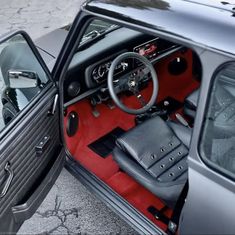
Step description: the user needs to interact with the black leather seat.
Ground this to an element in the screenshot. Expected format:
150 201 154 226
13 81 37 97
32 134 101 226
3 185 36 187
184 89 199 119
113 116 191 208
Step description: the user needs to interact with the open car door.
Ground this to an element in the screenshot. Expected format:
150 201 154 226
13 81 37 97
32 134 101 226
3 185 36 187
0 32 64 233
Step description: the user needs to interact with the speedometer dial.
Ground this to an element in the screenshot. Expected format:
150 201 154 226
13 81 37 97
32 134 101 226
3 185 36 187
92 68 99 80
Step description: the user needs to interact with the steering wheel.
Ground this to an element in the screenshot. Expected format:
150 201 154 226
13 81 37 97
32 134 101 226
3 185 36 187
108 52 159 115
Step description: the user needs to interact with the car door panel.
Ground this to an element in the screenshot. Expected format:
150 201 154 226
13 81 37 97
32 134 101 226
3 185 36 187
12 148 65 224
179 50 235 234
180 166 235 234
0 83 64 233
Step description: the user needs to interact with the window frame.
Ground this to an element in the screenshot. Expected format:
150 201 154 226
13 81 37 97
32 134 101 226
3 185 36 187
0 31 54 141
199 61 235 182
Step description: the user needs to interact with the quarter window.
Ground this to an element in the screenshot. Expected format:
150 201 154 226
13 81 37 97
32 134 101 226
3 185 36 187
200 64 235 179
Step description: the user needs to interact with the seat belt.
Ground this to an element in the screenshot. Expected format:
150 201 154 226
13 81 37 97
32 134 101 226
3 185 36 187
167 180 189 235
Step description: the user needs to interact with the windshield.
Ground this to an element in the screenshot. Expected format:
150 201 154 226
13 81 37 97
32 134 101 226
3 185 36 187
80 19 119 46
63 19 119 48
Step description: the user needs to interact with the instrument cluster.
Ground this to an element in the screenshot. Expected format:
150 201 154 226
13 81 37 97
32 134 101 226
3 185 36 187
85 37 177 89
91 59 129 84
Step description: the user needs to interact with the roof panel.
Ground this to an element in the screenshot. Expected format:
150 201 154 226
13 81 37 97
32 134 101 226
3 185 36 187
84 0 235 55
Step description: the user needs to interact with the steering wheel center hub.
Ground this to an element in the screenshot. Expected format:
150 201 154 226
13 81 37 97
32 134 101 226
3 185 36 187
128 79 137 88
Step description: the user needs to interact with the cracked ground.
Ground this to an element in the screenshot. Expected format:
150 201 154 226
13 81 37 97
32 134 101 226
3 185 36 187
18 169 136 234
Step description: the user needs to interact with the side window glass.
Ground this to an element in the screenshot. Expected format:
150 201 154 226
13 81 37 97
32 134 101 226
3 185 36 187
0 34 49 132
200 64 235 179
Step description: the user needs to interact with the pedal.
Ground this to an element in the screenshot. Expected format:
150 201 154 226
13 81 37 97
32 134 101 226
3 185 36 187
92 107 100 118
90 97 100 118
106 101 115 110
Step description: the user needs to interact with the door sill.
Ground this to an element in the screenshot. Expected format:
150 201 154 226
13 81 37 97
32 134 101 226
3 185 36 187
65 154 165 235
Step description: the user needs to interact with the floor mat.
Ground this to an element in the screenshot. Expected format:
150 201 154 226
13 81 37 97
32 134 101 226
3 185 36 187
64 99 135 180
88 127 125 158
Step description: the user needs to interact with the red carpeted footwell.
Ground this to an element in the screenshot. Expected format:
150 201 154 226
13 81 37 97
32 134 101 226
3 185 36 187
64 50 199 230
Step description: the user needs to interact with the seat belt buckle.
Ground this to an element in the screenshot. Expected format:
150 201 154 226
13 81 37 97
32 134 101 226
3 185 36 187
147 206 170 225
148 206 178 234
168 221 177 234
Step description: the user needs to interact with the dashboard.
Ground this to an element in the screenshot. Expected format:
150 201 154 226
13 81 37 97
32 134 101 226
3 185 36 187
64 27 182 107
85 37 178 89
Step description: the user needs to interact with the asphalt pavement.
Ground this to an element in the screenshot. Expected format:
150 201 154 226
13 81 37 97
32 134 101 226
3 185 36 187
0 0 80 40
18 169 136 234
0 0 137 234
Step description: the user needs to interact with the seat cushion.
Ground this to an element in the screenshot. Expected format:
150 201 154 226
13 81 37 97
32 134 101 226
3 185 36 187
184 89 199 119
116 117 185 170
113 116 191 208
113 147 187 208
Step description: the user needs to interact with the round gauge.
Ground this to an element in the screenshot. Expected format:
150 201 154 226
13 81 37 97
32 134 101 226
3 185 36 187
106 62 111 69
92 68 99 80
98 64 107 78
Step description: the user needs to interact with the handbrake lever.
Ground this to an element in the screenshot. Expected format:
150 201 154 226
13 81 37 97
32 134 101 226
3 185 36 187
175 113 191 128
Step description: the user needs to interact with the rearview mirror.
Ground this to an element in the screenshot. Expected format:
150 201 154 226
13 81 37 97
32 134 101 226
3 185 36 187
7 70 40 88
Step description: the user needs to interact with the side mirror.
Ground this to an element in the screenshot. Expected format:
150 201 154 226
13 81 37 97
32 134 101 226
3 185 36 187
7 70 40 88
0 33 49 91
0 32 50 130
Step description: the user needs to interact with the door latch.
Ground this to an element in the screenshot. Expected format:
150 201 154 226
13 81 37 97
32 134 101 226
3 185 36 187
48 94 59 116
0 162 14 198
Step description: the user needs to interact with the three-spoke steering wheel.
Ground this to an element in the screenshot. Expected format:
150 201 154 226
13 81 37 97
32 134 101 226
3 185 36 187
107 52 159 115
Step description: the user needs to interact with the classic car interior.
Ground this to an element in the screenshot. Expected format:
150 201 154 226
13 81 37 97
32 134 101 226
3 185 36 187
0 0 235 232
63 21 201 230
